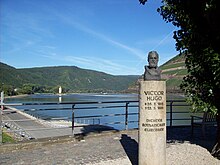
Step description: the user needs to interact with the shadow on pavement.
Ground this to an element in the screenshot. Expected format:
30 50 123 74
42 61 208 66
120 134 138 165
79 125 117 136
119 126 217 165
167 126 217 152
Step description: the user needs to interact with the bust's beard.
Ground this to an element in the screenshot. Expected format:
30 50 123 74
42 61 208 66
149 63 157 68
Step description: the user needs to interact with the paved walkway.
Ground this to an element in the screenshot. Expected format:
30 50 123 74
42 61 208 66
0 127 219 165
2 107 74 139
0 131 134 165
2 107 114 140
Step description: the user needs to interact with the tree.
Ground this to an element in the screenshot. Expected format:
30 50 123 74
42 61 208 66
140 0 220 159
21 84 35 95
0 84 17 96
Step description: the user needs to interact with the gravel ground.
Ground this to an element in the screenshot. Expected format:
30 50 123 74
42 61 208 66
166 142 219 165
0 128 219 165
87 142 220 165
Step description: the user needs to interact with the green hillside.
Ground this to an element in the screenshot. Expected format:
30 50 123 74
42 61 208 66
161 54 186 92
0 54 187 94
0 63 138 93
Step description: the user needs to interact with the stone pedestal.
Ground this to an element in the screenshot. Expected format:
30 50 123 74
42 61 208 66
139 80 166 165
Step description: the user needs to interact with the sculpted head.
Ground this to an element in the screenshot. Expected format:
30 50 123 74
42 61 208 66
148 51 159 68
144 51 161 80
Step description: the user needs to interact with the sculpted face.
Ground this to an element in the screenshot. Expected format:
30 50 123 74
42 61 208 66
144 51 161 80
148 52 159 68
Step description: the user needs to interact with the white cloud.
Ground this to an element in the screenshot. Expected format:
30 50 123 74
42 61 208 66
41 53 140 75
55 13 146 60
136 30 175 49
151 31 175 50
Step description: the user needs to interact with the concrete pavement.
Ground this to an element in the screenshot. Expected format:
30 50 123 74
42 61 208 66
0 128 219 165
2 106 114 140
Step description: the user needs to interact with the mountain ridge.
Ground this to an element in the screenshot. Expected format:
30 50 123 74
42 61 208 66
0 62 139 93
0 54 187 94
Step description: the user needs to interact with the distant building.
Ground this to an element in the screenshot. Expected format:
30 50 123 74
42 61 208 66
59 86 62 94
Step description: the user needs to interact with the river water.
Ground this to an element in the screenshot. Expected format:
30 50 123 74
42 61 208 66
5 93 193 130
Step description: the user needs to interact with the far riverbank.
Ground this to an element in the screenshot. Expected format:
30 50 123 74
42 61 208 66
2 91 185 100
4 94 28 99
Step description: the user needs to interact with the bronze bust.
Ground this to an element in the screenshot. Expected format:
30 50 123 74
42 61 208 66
144 51 161 80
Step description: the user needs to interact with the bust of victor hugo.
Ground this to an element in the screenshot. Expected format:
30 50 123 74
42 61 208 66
143 51 161 81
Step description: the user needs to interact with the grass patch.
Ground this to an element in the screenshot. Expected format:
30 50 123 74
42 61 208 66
160 62 185 70
163 69 187 75
177 69 188 75
2 132 15 143
166 78 183 87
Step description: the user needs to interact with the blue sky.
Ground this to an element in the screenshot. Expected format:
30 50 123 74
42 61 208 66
0 0 178 75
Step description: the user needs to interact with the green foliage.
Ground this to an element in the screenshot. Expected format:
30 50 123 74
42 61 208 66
157 0 220 114
0 84 17 96
186 93 218 114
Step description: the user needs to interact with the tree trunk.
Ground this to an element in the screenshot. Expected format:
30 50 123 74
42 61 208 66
211 113 220 159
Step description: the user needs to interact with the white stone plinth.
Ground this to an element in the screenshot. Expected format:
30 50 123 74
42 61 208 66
139 80 166 165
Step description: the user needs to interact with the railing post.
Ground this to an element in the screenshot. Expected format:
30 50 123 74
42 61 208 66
0 107 2 144
125 102 129 130
170 101 173 127
0 91 4 143
72 104 75 135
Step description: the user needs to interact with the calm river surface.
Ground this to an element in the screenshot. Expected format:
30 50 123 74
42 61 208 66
5 93 192 130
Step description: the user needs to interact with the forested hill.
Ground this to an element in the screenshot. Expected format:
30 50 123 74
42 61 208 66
0 62 139 93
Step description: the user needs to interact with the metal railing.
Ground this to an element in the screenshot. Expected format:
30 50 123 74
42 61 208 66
71 100 138 131
0 98 193 142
